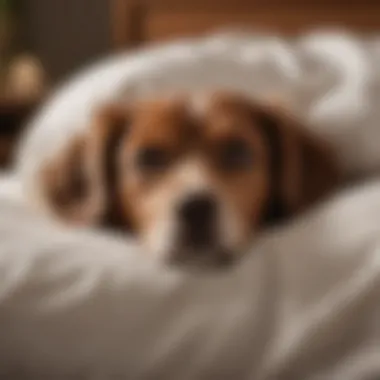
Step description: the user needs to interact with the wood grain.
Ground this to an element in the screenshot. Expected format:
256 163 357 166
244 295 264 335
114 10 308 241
111 0 146 49
110 1 380 47
146 7 380 42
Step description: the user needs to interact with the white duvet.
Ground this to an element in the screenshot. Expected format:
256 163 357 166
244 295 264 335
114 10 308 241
1 30 380 379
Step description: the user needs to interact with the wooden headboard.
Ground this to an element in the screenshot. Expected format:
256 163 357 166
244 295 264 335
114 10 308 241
111 0 380 49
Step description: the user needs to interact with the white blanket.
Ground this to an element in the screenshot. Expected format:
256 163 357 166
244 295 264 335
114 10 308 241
1 30 380 379
1 180 380 379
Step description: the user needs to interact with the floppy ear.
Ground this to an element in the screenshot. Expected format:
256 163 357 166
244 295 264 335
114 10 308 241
294 125 340 211
256 105 341 224
39 134 94 224
39 103 130 227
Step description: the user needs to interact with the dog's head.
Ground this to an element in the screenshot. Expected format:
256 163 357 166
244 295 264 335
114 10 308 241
40 92 340 266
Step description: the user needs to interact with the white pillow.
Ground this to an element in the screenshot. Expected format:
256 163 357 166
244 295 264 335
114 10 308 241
15 30 380 202
1 178 380 379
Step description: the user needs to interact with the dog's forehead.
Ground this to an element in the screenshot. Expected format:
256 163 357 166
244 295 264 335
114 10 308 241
190 93 256 137
129 98 190 142
133 98 186 124
189 92 249 116
128 93 256 143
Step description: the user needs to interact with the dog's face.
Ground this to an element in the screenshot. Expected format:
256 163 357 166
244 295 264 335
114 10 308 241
40 93 340 266
118 96 271 264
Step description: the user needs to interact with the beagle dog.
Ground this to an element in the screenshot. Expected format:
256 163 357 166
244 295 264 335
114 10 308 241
39 92 340 266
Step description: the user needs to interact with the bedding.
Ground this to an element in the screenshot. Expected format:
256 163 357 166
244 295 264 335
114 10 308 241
1 30 380 379
1 178 380 379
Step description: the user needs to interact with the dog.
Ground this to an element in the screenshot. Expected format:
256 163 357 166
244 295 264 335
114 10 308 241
38 92 340 266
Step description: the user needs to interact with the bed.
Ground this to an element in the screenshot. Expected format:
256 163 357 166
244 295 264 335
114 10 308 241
1 2 380 379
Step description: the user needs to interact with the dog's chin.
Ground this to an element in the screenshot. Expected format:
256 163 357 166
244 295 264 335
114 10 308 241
142 223 246 270
165 246 238 271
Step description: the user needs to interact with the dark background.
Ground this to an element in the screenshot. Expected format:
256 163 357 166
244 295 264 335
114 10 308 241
21 0 111 83
17 0 380 84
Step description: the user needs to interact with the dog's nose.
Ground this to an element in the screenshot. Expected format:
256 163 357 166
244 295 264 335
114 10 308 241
178 193 217 247
179 193 216 226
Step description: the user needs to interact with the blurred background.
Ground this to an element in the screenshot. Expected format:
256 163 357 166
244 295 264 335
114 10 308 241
4 0 109 82
0 0 379 166
0 0 109 94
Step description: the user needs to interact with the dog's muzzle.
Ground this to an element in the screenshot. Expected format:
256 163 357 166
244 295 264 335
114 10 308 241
170 192 232 267
178 192 217 247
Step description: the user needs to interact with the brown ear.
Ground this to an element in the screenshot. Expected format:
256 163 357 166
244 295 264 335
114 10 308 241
256 105 341 223
294 126 340 212
39 134 95 224
39 103 130 227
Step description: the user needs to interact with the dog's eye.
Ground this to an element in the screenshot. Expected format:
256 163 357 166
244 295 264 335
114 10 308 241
218 139 253 172
136 147 171 172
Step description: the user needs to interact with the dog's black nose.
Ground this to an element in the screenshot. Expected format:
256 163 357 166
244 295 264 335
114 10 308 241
179 193 217 247
180 193 216 225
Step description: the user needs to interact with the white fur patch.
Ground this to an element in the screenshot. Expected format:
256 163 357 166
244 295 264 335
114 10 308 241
174 158 212 197
188 93 210 119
